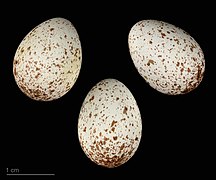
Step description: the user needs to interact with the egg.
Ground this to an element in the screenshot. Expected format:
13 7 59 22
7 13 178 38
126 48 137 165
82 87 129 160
13 17 82 101
128 19 205 95
78 78 142 168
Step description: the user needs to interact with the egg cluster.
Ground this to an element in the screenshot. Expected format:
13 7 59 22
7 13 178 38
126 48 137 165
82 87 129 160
11 17 205 168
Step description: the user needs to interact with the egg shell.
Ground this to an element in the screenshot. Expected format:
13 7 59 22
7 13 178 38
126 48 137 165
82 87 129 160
128 19 205 95
78 78 142 168
13 17 82 101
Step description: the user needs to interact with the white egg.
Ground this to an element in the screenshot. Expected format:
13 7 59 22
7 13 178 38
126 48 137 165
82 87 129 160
13 17 82 101
128 19 205 95
78 78 142 168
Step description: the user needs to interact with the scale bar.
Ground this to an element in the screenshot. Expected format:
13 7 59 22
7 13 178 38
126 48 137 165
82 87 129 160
7 174 55 176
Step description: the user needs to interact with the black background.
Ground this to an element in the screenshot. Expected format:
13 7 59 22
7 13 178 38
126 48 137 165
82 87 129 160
1 1 214 179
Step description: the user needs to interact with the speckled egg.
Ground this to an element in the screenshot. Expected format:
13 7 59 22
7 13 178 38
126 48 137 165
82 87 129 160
78 78 142 168
128 19 205 95
13 17 82 101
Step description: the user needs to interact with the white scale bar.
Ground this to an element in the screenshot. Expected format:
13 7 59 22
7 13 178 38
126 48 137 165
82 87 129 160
7 174 55 176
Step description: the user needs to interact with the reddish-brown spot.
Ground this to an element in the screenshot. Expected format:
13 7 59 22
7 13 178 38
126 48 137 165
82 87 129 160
111 120 117 127
104 137 109 141
197 65 202 81
49 89 55 94
89 96 94 102
113 136 117 140
147 59 155 66
120 143 125 151
187 68 191 72
177 62 180 66
190 44 196 52
123 107 128 115
13 67 17 76
161 33 166 38
14 59 18 65
96 144 99 150
56 64 61 68
35 73 40 79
